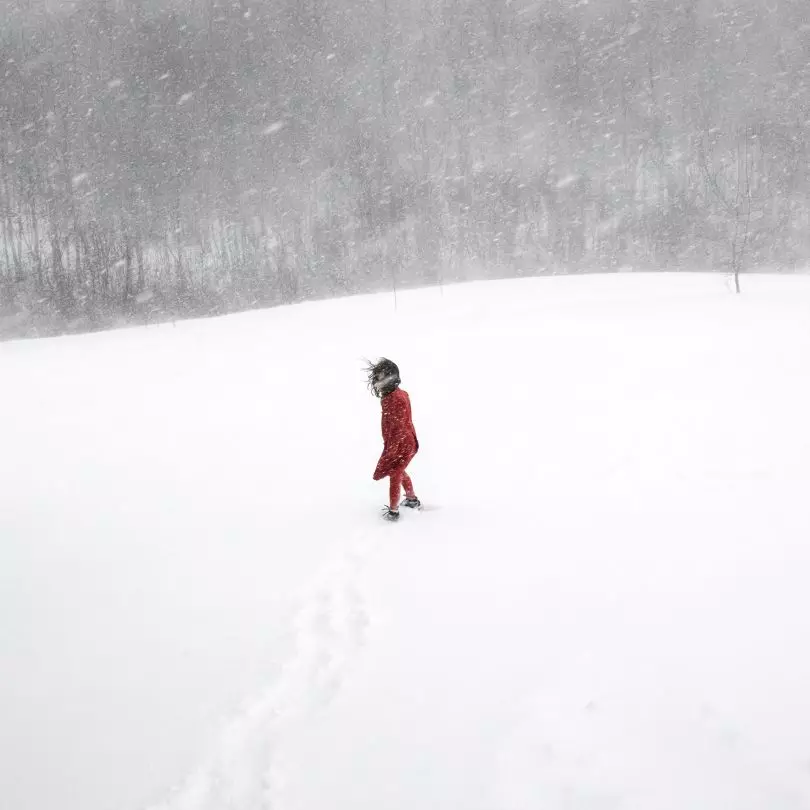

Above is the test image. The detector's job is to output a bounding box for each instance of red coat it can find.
[373,388,419,480]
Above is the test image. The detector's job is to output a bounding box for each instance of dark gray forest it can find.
[1,0,808,338]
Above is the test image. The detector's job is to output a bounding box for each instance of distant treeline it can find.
[1,0,809,338]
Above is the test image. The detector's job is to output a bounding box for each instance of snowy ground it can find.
[3,273,810,810]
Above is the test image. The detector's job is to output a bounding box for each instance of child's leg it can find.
[389,470,403,511]
[401,471,416,500]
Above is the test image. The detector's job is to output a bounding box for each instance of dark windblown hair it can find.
[366,357,401,397]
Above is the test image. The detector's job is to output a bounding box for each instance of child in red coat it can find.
[367,358,420,521]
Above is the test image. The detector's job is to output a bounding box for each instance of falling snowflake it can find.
[556,175,579,189]
[263,121,286,135]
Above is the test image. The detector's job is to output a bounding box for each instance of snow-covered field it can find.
[3,273,810,810]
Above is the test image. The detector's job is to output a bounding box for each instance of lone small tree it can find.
[698,125,763,294]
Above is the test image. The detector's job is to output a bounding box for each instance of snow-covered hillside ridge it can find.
[2,273,810,810]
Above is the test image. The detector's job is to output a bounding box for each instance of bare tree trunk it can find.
[50,230,70,312]
[123,236,133,304]
[0,152,14,283]
[29,188,43,291]
[1,217,11,284]
[136,241,145,292]
[73,230,83,292]
[12,214,24,281]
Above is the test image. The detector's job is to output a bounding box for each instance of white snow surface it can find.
[3,273,810,810]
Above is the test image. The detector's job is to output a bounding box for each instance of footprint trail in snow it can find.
[149,533,375,810]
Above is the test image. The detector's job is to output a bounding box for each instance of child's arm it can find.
[382,395,412,455]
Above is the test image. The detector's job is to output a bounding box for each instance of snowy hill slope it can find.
[3,273,810,810]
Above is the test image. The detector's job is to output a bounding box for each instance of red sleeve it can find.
[382,394,408,447]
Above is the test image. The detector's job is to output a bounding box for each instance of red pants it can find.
[389,468,416,510]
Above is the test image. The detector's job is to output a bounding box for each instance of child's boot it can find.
[401,497,422,510]
[382,507,400,522]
